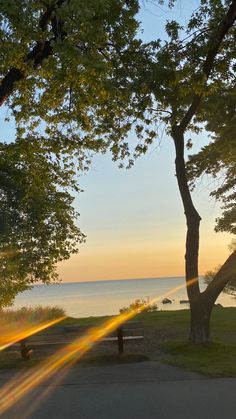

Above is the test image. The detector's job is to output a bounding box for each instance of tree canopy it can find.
[0,0,154,158]
[188,87,236,235]
[0,140,84,307]
[0,0,146,305]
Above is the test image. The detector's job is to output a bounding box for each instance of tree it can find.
[0,0,149,156]
[109,0,236,341]
[158,1,236,342]
[0,139,85,308]
[0,0,148,303]
[141,0,236,341]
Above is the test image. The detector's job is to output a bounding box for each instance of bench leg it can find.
[117,327,124,354]
[20,339,31,360]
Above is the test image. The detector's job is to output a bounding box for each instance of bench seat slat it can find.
[13,335,144,348]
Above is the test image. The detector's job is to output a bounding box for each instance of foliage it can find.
[1,305,66,322]
[187,89,236,234]
[119,298,158,313]
[0,0,155,305]
[0,0,156,163]
[1,2,235,221]
[1,2,234,235]
[0,140,84,308]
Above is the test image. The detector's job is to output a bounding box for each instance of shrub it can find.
[119,298,158,314]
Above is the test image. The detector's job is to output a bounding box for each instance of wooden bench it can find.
[16,321,144,358]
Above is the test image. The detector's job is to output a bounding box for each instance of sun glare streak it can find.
[0,277,197,415]
[19,364,75,419]
[0,316,67,351]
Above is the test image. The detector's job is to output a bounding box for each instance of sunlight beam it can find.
[0,278,197,415]
[0,317,67,351]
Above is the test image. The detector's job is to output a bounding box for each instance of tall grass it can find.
[1,306,66,323]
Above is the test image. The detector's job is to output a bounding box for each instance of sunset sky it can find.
[1,1,232,282]
[56,1,231,282]
[57,134,230,282]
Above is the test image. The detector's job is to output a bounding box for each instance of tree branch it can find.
[179,0,236,132]
[0,0,67,107]
[204,251,236,302]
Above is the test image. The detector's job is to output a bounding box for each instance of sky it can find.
[56,1,231,282]
[1,1,232,282]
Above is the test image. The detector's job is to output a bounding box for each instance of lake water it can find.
[12,276,236,318]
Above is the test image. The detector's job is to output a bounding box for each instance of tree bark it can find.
[171,1,236,342]
[173,126,236,342]
[0,0,66,107]
[172,127,201,297]
[172,126,213,342]
[189,294,213,342]
[190,251,236,342]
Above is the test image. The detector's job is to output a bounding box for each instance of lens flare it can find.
[0,278,197,415]
[0,316,66,351]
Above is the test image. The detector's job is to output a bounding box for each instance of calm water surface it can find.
[12,277,236,318]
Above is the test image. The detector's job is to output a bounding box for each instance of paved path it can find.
[1,361,236,419]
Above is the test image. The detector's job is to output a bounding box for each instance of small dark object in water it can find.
[162,298,172,304]
[180,299,189,304]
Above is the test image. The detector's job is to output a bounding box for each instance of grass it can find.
[160,340,236,377]
[2,306,66,323]
[138,307,236,376]
[2,307,236,375]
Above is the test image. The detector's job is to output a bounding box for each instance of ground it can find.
[1,308,236,418]
[1,361,236,419]
[2,307,236,375]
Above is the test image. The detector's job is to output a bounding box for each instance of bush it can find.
[119,298,158,314]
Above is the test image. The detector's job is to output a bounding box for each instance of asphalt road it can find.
[1,361,236,419]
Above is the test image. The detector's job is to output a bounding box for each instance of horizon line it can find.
[38,274,204,285]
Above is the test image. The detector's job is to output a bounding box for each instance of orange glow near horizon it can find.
[57,234,230,282]
[0,277,198,416]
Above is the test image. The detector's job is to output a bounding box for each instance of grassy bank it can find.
[62,306,236,342]
[140,307,236,376]
[160,340,236,376]
[62,307,236,376]
[1,307,236,375]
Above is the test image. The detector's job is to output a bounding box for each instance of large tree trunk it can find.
[189,295,213,342]
[172,126,210,342]
[172,126,236,342]
[170,1,236,342]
